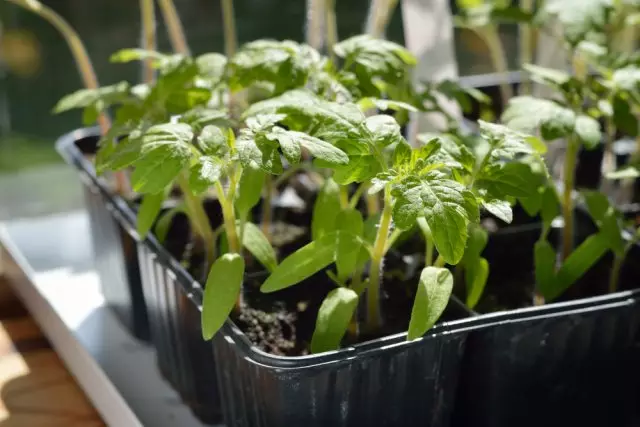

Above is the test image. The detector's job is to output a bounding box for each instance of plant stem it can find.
[366,192,380,215]
[339,186,349,209]
[434,255,446,268]
[562,134,579,261]
[600,114,616,195]
[366,189,392,332]
[215,181,241,254]
[157,0,190,55]
[425,237,434,267]
[220,0,237,57]
[140,0,156,84]
[262,175,273,241]
[519,0,535,95]
[478,27,513,108]
[609,254,624,293]
[6,0,110,135]
[325,0,338,61]
[365,0,399,38]
[177,173,216,268]
[348,183,368,209]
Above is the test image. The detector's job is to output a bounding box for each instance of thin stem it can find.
[5,0,110,135]
[325,0,338,61]
[366,192,380,216]
[600,114,616,195]
[177,173,216,268]
[348,183,367,209]
[262,175,273,242]
[562,135,580,261]
[434,255,446,268]
[140,0,156,84]
[519,0,534,95]
[215,181,241,254]
[339,186,349,209]
[220,0,238,57]
[157,0,190,55]
[425,237,434,267]
[365,0,399,38]
[609,254,624,293]
[477,27,513,108]
[366,189,393,332]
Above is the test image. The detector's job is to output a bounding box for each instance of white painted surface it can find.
[0,212,218,427]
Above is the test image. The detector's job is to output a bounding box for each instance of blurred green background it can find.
[0,0,518,175]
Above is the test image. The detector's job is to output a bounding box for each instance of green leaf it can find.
[535,240,557,300]
[582,190,610,223]
[501,96,576,141]
[261,233,336,293]
[131,123,194,194]
[544,0,613,45]
[312,178,341,241]
[477,162,543,198]
[95,136,142,175]
[197,125,230,157]
[110,48,167,64]
[612,66,640,92]
[154,204,186,243]
[523,63,572,89]
[242,222,277,272]
[582,191,624,255]
[466,258,489,309]
[54,81,130,114]
[552,233,609,300]
[392,172,478,264]
[606,166,640,180]
[407,267,453,340]
[358,98,418,113]
[541,186,560,227]
[479,120,544,157]
[612,95,638,137]
[335,209,364,281]
[202,254,245,340]
[189,156,223,195]
[574,115,602,149]
[181,108,231,132]
[331,154,382,185]
[196,53,227,84]
[137,192,165,238]
[236,135,283,174]
[363,115,403,148]
[463,225,489,309]
[266,127,348,165]
[482,199,512,223]
[310,287,358,353]
[235,165,265,217]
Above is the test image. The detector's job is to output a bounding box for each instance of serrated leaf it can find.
[189,156,223,195]
[196,53,227,83]
[335,209,364,281]
[482,199,512,223]
[131,123,194,194]
[137,192,165,238]
[197,125,230,157]
[407,267,453,340]
[501,96,576,141]
[242,222,277,272]
[54,81,130,114]
[544,0,613,45]
[236,136,283,174]
[181,108,230,132]
[332,154,382,185]
[477,162,542,198]
[261,233,336,293]
[266,127,348,165]
[310,287,358,353]
[235,165,265,217]
[364,115,403,148]
[95,137,143,174]
[202,254,245,340]
[479,120,543,157]
[392,139,412,168]
[574,115,602,149]
[392,172,478,264]
[312,178,341,240]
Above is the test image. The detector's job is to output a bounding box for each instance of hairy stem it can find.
[215,181,241,254]
[366,189,392,332]
[157,0,190,55]
[366,192,380,215]
[519,0,535,95]
[140,0,156,83]
[262,174,273,242]
[220,0,237,57]
[562,135,579,261]
[177,173,216,268]
[478,27,513,108]
[609,254,624,293]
